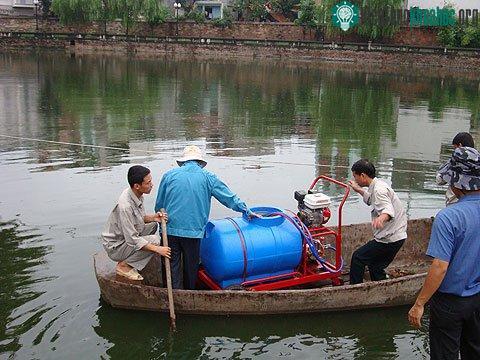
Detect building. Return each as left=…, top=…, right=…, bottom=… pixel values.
left=0, top=0, right=38, bottom=15
left=407, top=0, right=479, bottom=10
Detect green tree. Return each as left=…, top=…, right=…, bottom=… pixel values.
left=438, top=23, right=462, bottom=47
left=112, top=0, right=145, bottom=35
left=143, top=0, right=172, bottom=28
left=233, top=0, right=267, bottom=21
left=270, top=0, right=299, bottom=19
left=177, top=0, right=197, bottom=15
left=356, top=0, right=404, bottom=40
left=96, top=0, right=116, bottom=36
left=295, top=0, right=317, bottom=30
left=51, top=0, right=100, bottom=25
left=212, top=8, right=234, bottom=28
left=438, top=22, right=480, bottom=48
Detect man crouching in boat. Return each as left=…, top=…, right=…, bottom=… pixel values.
left=347, top=159, right=407, bottom=285
left=102, top=165, right=171, bottom=281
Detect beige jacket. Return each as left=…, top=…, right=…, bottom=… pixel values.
left=362, top=178, right=408, bottom=243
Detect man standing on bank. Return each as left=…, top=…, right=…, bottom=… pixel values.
left=408, top=147, right=480, bottom=360
left=348, top=159, right=407, bottom=285
left=155, top=145, right=255, bottom=290
left=102, top=165, right=171, bottom=281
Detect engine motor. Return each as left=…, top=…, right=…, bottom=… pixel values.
left=294, top=190, right=332, bottom=227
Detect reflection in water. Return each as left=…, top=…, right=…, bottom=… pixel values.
left=1, top=52, right=479, bottom=183
left=0, top=220, right=52, bottom=356
left=94, top=304, right=428, bottom=359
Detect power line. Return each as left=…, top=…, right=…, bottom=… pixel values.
left=0, top=134, right=435, bottom=174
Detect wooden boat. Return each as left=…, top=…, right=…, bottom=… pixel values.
left=94, top=218, right=433, bottom=315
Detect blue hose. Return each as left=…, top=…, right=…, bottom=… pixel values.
left=266, top=211, right=344, bottom=274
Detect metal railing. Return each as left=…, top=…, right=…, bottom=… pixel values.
left=1, top=31, right=480, bottom=57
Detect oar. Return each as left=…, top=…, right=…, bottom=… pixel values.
left=160, top=208, right=176, bottom=331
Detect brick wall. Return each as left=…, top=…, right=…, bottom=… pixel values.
left=0, top=16, right=441, bottom=46
left=2, top=36, right=477, bottom=71
left=391, top=27, right=439, bottom=47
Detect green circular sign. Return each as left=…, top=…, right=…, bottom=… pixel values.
left=331, top=1, right=360, bottom=32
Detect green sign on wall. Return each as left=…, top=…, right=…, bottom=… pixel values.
left=331, top=1, right=360, bottom=32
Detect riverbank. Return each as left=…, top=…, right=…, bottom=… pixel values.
left=2, top=33, right=480, bottom=71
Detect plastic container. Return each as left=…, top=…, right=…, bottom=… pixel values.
left=200, top=206, right=303, bottom=289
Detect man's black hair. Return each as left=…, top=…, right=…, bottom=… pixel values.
left=127, top=165, right=150, bottom=187
left=351, top=159, right=376, bottom=178
left=452, top=132, right=475, bottom=148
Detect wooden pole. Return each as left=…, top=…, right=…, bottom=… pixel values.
left=160, top=208, right=176, bottom=331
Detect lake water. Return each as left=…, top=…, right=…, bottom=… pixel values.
left=1, top=51, right=479, bottom=359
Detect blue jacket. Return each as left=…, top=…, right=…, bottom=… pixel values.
left=155, top=161, right=248, bottom=238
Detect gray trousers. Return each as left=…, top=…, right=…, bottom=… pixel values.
left=105, top=222, right=159, bottom=271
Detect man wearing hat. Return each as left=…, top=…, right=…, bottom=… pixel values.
left=408, top=147, right=480, bottom=360
left=155, top=145, right=255, bottom=290
left=436, top=132, right=475, bottom=206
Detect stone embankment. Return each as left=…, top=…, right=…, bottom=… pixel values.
left=0, top=16, right=440, bottom=45
left=1, top=16, right=479, bottom=70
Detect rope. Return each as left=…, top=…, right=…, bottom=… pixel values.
left=225, top=217, right=248, bottom=281
left=0, top=134, right=346, bottom=168
left=0, top=133, right=437, bottom=174
left=0, top=134, right=160, bottom=154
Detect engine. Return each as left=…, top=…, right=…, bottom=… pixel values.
left=294, top=190, right=332, bottom=228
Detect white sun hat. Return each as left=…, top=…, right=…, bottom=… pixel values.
left=176, top=145, right=207, bottom=167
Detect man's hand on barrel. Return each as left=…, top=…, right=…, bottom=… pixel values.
left=246, top=208, right=262, bottom=220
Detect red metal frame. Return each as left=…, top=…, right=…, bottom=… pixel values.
left=198, top=175, right=350, bottom=291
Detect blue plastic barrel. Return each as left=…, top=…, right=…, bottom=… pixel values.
left=200, top=206, right=303, bottom=289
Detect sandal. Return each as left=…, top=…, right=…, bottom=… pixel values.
left=116, top=267, right=144, bottom=281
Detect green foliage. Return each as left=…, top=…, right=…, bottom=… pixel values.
left=178, top=0, right=196, bottom=14
left=182, top=10, right=206, bottom=23
left=462, top=25, right=480, bottom=48
left=97, top=0, right=116, bottom=25
left=294, top=0, right=316, bottom=29
left=270, top=0, right=299, bottom=19
left=356, top=0, right=404, bottom=40
left=233, top=0, right=267, bottom=21
left=212, top=8, right=234, bottom=28
left=51, top=0, right=100, bottom=25
left=438, top=22, right=480, bottom=48
left=438, top=23, right=462, bottom=47
left=143, top=0, right=171, bottom=27
left=112, top=0, right=144, bottom=35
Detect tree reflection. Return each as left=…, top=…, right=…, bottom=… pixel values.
left=0, top=220, right=51, bottom=355
left=0, top=52, right=478, bottom=178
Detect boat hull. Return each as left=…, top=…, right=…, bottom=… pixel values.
left=94, top=218, right=433, bottom=315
